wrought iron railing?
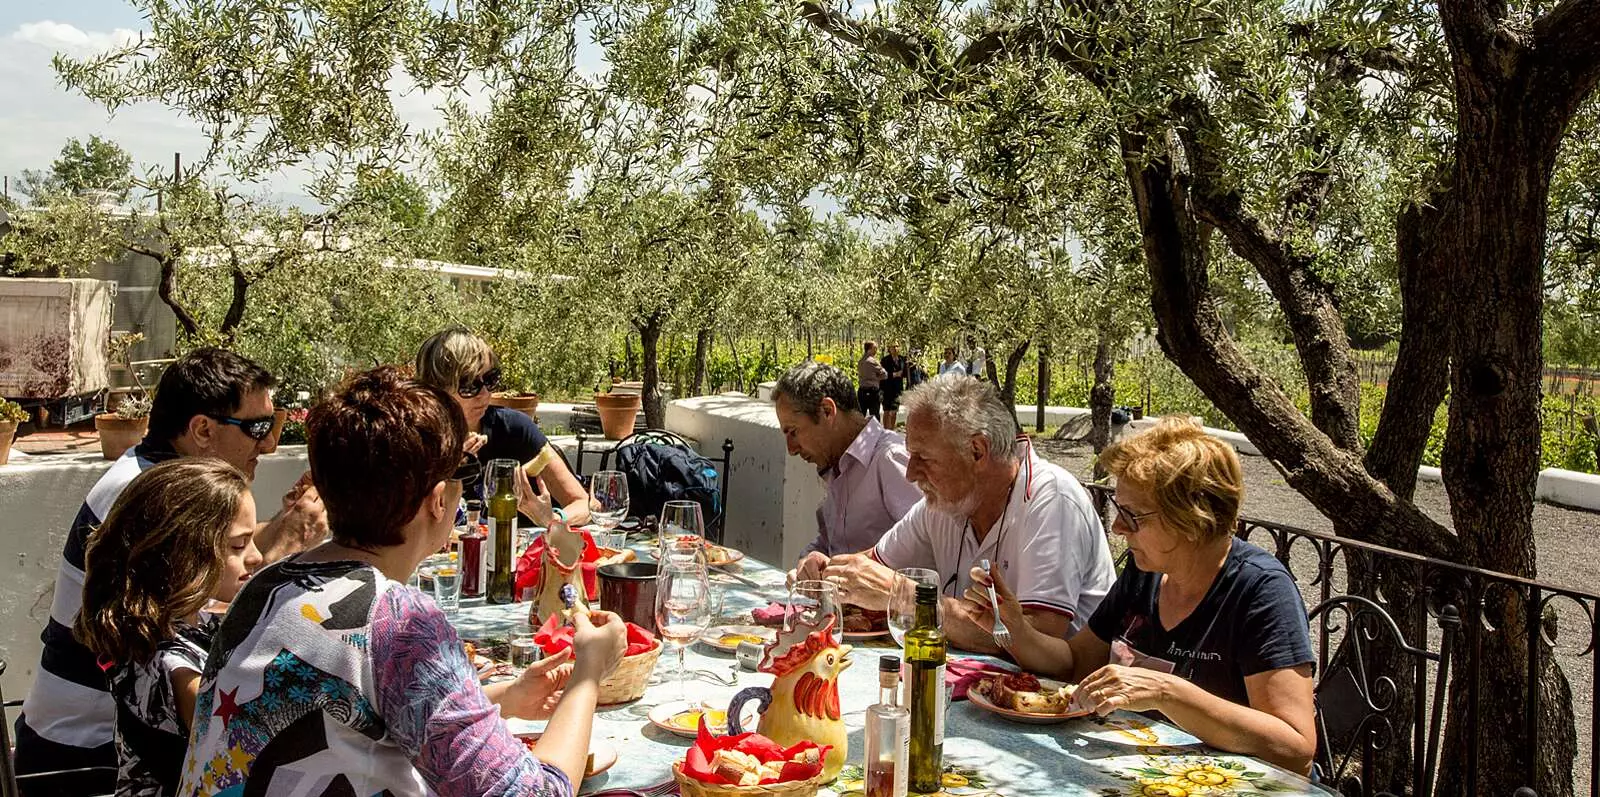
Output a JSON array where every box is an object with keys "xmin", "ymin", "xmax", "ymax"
[{"xmin": 1083, "ymin": 483, "xmax": 1600, "ymax": 797}]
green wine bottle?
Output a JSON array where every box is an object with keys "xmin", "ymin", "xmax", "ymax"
[
  {"xmin": 487, "ymin": 465, "xmax": 518, "ymax": 605},
  {"xmin": 905, "ymin": 582, "xmax": 946, "ymax": 793}
]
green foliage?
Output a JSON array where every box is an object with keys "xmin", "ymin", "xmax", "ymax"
[
  {"xmin": 0, "ymin": 400, "xmax": 28, "ymax": 424},
  {"xmin": 15, "ymin": 136, "xmax": 135, "ymax": 203}
]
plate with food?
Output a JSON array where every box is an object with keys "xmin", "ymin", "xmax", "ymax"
[
  {"xmin": 700, "ymin": 625, "xmax": 776, "ymax": 653},
  {"xmin": 968, "ymin": 672, "xmax": 1091, "ymax": 724},
  {"xmin": 648, "ymin": 700, "xmax": 733, "ymax": 738},
  {"xmin": 648, "ymin": 543, "xmax": 745, "ymax": 566},
  {"xmin": 842, "ymin": 606, "xmax": 892, "ymax": 639},
  {"xmin": 514, "ymin": 733, "xmax": 618, "ymax": 778}
]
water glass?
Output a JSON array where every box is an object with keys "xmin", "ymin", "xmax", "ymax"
[
  {"xmin": 789, "ymin": 580, "xmax": 844, "ymax": 644},
  {"xmin": 431, "ymin": 562, "xmax": 462, "ymax": 616},
  {"xmin": 510, "ymin": 621, "xmax": 540, "ymax": 669},
  {"xmin": 594, "ymin": 529, "xmax": 628, "ymax": 553},
  {"xmin": 888, "ymin": 567, "xmax": 940, "ymax": 645},
  {"xmin": 589, "ymin": 470, "xmax": 630, "ymax": 532},
  {"xmin": 660, "ymin": 500, "xmax": 705, "ymax": 551}
]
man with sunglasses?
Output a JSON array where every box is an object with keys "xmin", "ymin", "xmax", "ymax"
[{"xmin": 16, "ymin": 348, "xmax": 329, "ymax": 795}]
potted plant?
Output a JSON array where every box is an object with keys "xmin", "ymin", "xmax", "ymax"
[
  {"xmin": 96, "ymin": 394, "xmax": 151, "ymax": 460},
  {"xmin": 491, "ymin": 379, "xmax": 541, "ymax": 419},
  {"xmin": 594, "ymin": 375, "xmax": 641, "ymax": 440},
  {"xmin": 97, "ymin": 332, "xmax": 153, "ymax": 460},
  {"xmin": 0, "ymin": 399, "xmax": 27, "ymax": 466}
]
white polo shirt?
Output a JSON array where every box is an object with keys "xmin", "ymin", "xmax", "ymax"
[{"xmin": 872, "ymin": 446, "xmax": 1116, "ymax": 635}]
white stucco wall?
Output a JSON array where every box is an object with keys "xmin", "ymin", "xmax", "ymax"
[{"xmin": 665, "ymin": 393, "xmax": 825, "ymax": 569}]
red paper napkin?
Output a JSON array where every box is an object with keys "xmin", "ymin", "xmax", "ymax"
[
  {"xmin": 533, "ymin": 613, "xmax": 657, "ymax": 657},
  {"xmin": 751, "ymin": 601, "xmax": 791, "ymax": 627},
  {"xmin": 946, "ymin": 657, "xmax": 1019, "ymax": 701},
  {"xmin": 682, "ymin": 717, "xmax": 829, "ymax": 786}
]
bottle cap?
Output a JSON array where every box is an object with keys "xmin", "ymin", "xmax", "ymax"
[{"xmin": 879, "ymin": 655, "xmax": 901, "ymax": 671}]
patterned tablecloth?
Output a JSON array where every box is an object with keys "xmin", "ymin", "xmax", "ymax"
[{"xmin": 451, "ymin": 544, "xmax": 1330, "ymax": 797}]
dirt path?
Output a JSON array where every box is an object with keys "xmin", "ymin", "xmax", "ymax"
[{"xmin": 1035, "ymin": 437, "xmax": 1600, "ymax": 794}]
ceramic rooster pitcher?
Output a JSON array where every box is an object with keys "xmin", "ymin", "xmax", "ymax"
[
  {"xmin": 533, "ymin": 518, "xmax": 589, "ymax": 624},
  {"xmin": 727, "ymin": 614, "xmax": 852, "ymax": 780}
]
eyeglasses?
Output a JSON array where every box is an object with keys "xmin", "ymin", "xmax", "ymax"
[
  {"xmin": 452, "ymin": 453, "xmax": 483, "ymax": 485},
  {"xmin": 207, "ymin": 414, "xmax": 277, "ymax": 441},
  {"xmin": 457, "ymin": 367, "xmax": 501, "ymax": 398},
  {"xmin": 1109, "ymin": 497, "xmax": 1160, "ymax": 533}
]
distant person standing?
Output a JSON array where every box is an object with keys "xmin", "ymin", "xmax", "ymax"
[
  {"xmin": 856, "ymin": 341, "xmax": 888, "ymax": 420},
  {"xmin": 881, "ymin": 342, "xmax": 907, "ymax": 430},
  {"xmin": 906, "ymin": 349, "xmax": 928, "ymax": 388},
  {"xmin": 966, "ymin": 335, "xmax": 988, "ymax": 381},
  {"xmin": 938, "ymin": 347, "xmax": 968, "ymax": 378}
]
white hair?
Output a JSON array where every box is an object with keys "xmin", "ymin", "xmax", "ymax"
[{"xmin": 900, "ymin": 374, "xmax": 1018, "ymax": 462}]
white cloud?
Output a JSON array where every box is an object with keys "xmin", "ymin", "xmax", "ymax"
[{"xmin": 11, "ymin": 20, "xmax": 140, "ymax": 55}]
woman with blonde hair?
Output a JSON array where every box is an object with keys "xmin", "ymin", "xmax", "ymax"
[
  {"xmin": 75, "ymin": 459, "xmax": 263, "ymax": 796},
  {"xmin": 414, "ymin": 327, "xmax": 590, "ymax": 524},
  {"xmin": 970, "ymin": 416, "xmax": 1317, "ymax": 773}
]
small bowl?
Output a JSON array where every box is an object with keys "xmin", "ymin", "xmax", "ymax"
[{"xmin": 735, "ymin": 640, "xmax": 764, "ymax": 671}]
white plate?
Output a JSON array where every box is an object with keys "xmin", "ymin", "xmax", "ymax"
[
  {"xmin": 700, "ymin": 625, "xmax": 775, "ymax": 653},
  {"xmin": 967, "ymin": 677, "xmax": 1091, "ymax": 725},
  {"xmin": 648, "ymin": 700, "xmax": 732, "ymax": 738}
]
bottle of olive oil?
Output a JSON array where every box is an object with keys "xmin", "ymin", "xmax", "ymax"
[
  {"xmin": 905, "ymin": 582, "xmax": 946, "ymax": 793},
  {"xmin": 487, "ymin": 464, "xmax": 518, "ymax": 604}
]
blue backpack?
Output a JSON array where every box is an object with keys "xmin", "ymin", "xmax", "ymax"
[{"xmin": 613, "ymin": 442, "xmax": 724, "ymax": 535}]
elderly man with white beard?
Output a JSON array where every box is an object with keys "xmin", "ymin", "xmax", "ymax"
[{"xmin": 792, "ymin": 375, "xmax": 1116, "ymax": 653}]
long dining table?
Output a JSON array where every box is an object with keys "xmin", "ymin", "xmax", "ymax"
[{"xmin": 449, "ymin": 540, "xmax": 1331, "ymax": 797}]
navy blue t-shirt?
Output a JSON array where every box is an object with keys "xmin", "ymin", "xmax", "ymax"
[
  {"xmin": 1087, "ymin": 537, "xmax": 1314, "ymax": 708},
  {"xmin": 469, "ymin": 405, "xmax": 554, "ymax": 503}
]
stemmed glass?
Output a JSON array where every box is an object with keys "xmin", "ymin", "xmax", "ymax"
[
  {"xmin": 655, "ymin": 559, "xmax": 713, "ymax": 701},
  {"xmin": 589, "ymin": 471, "xmax": 630, "ymax": 547},
  {"xmin": 789, "ymin": 580, "xmax": 844, "ymax": 645},
  {"xmin": 888, "ymin": 568, "xmax": 941, "ymax": 645},
  {"xmin": 659, "ymin": 500, "xmax": 705, "ymax": 555}
]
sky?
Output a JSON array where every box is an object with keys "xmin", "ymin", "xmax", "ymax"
[{"xmin": 0, "ymin": 2, "xmax": 503, "ymax": 209}]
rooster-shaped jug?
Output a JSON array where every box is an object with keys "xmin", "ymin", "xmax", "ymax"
[{"xmin": 727, "ymin": 615, "xmax": 851, "ymax": 780}]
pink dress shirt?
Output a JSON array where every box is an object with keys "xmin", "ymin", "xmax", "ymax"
[{"xmin": 807, "ymin": 418, "xmax": 924, "ymax": 555}]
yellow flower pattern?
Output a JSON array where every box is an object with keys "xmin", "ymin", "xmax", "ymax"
[{"xmin": 1105, "ymin": 755, "xmax": 1285, "ymax": 797}]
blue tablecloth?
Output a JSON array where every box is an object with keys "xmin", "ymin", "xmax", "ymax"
[{"xmin": 451, "ymin": 546, "xmax": 1328, "ymax": 797}]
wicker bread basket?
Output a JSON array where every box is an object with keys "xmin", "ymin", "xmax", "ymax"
[
  {"xmin": 596, "ymin": 640, "xmax": 662, "ymax": 704},
  {"xmin": 671, "ymin": 762, "xmax": 826, "ymax": 797}
]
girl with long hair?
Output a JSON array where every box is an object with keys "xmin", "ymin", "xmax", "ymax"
[{"xmin": 74, "ymin": 459, "xmax": 262, "ymax": 797}]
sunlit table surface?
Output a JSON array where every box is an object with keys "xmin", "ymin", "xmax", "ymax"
[{"xmin": 450, "ymin": 542, "xmax": 1329, "ymax": 797}]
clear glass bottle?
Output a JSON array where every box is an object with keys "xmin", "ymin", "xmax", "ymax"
[
  {"xmin": 863, "ymin": 655, "xmax": 909, "ymax": 797},
  {"xmin": 905, "ymin": 582, "xmax": 946, "ymax": 793}
]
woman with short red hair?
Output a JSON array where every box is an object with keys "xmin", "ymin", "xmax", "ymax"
[{"xmin": 177, "ymin": 367, "xmax": 627, "ymax": 797}]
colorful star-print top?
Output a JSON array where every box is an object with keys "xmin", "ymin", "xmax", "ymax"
[{"xmin": 176, "ymin": 558, "xmax": 572, "ymax": 797}]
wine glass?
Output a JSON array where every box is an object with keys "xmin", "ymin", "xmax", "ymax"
[
  {"xmin": 589, "ymin": 471, "xmax": 630, "ymax": 541},
  {"xmin": 889, "ymin": 568, "xmax": 940, "ymax": 645},
  {"xmin": 655, "ymin": 560, "xmax": 713, "ymax": 702},
  {"xmin": 483, "ymin": 458, "xmax": 519, "ymax": 499},
  {"xmin": 660, "ymin": 537, "xmax": 709, "ymax": 569},
  {"xmin": 788, "ymin": 580, "xmax": 844, "ymax": 645},
  {"xmin": 659, "ymin": 500, "xmax": 705, "ymax": 554}
]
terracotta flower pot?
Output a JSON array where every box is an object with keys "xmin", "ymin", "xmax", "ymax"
[
  {"xmin": 261, "ymin": 408, "xmax": 289, "ymax": 454},
  {"xmin": 95, "ymin": 414, "xmax": 149, "ymax": 461},
  {"xmin": 0, "ymin": 420, "xmax": 16, "ymax": 466},
  {"xmin": 594, "ymin": 393, "xmax": 642, "ymax": 440},
  {"xmin": 491, "ymin": 391, "xmax": 541, "ymax": 420}
]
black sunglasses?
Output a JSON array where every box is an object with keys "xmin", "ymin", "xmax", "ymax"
[
  {"xmin": 1109, "ymin": 497, "xmax": 1159, "ymax": 534},
  {"xmin": 452, "ymin": 452, "xmax": 483, "ymax": 484},
  {"xmin": 457, "ymin": 367, "xmax": 502, "ymax": 398},
  {"xmin": 207, "ymin": 414, "xmax": 277, "ymax": 441}
]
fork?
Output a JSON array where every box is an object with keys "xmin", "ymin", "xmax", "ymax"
[
  {"xmin": 588, "ymin": 780, "xmax": 680, "ymax": 797},
  {"xmin": 979, "ymin": 558, "xmax": 1012, "ymax": 651}
]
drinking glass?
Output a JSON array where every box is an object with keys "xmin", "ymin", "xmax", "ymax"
[
  {"xmin": 510, "ymin": 621, "xmax": 540, "ymax": 669},
  {"xmin": 656, "ymin": 560, "xmax": 713, "ymax": 701},
  {"xmin": 594, "ymin": 529, "xmax": 628, "ymax": 552},
  {"xmin": 888, "ymin": 568, "xmax": 941, "ymax": 645},
  {"xmin": 589, "ymin": 471, "xmax": 630, "ymax": 534},
  {"xmin": 431, "ymin": 562, "xmax": 462, "ymax": 617},
  {"xmin": 660, "ymin": 537, "xmax": 709, "ymax": 569},
  {"xmin": 659, "ymin": 500, "xmax": 705, "ymax": 552},
  {"xmin": 789, "ymin": 580, "xmax": 844, "ymax": 645}
]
